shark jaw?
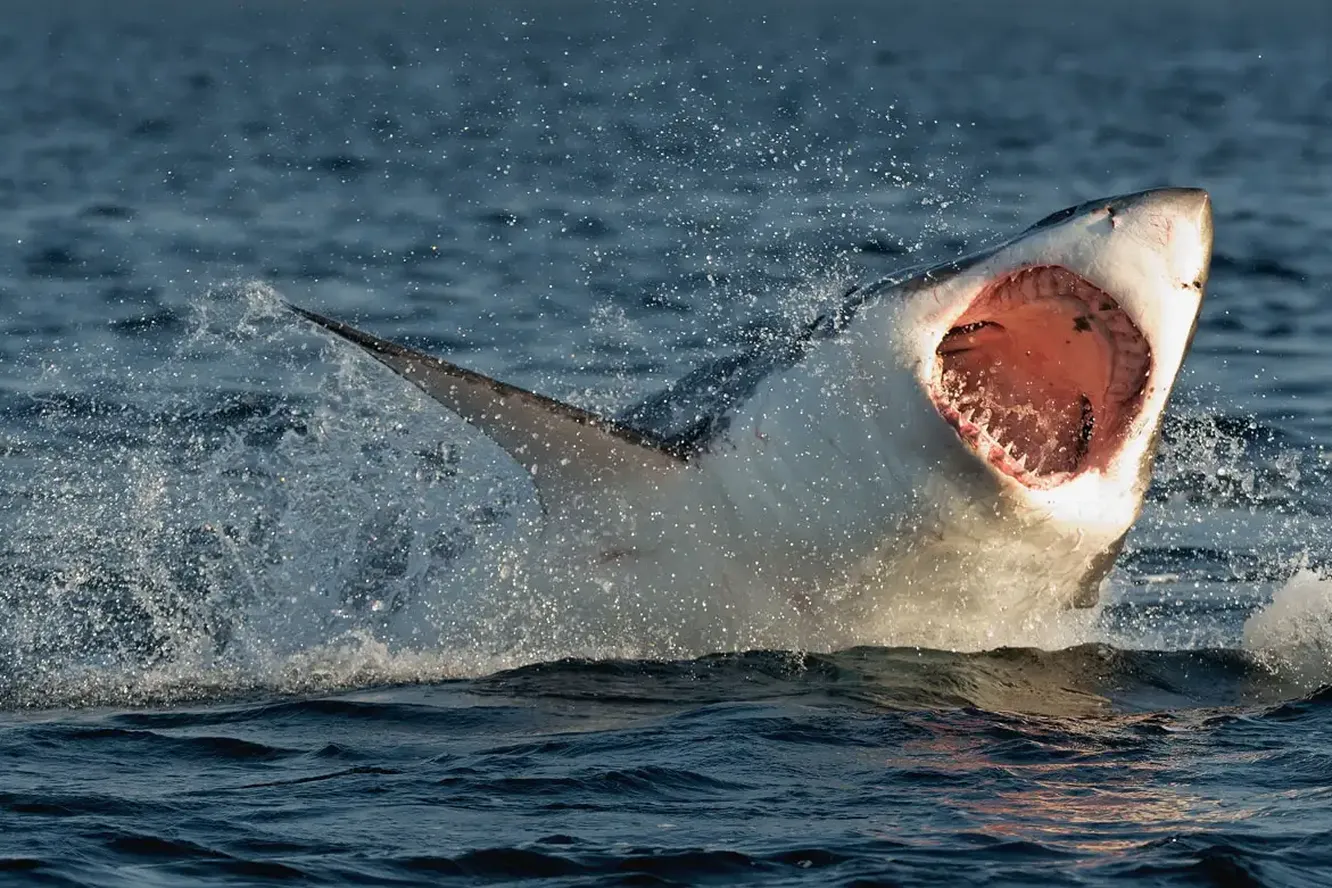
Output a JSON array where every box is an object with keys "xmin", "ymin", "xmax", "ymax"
[
  {"xmin": 911, "ymin": 188, "xmax": 1212, "ymax": 509},
  {"xmin": 930, "ymin": 265, "xmax": 1151, "ymax": 489}
]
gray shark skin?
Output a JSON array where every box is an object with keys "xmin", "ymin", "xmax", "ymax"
[{"xmin": 289, "ymin": 188, "xmax": 1212, "ymax": 654}]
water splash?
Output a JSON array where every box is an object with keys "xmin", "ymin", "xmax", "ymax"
[
  {"xmin": 0, "ymin": 281, "xmax": 541, "ymax": 707},
  {"xmin": 1, "ymin": 278, "xmax": 1326, "ymax": 711},
  {"xmin": 1243, "ymin": 568, "xmax": 1332, "ymax": 689}
]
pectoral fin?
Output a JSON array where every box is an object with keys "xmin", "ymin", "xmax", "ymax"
[{"xmin": 288, "ymin": 305, "xmax": 688, "ymax": 511}]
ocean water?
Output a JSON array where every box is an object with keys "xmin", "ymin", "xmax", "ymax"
[{"xmin": 4, "ymin": 0, "xmax": 1332, "ymax": 884}]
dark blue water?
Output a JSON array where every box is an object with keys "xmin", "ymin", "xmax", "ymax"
[{"xmin": 4, "ymin": 1, "xmax": 1332, "ymax": 884}]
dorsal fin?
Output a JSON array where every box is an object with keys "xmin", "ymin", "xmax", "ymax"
[{"xmin": 288, "ymin": 305, "xmax": 688, "ymax": 510}]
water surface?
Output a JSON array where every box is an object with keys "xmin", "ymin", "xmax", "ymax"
[{"xmin": 3, "ymin": 1, "xmax": 1332, "ymax": 884}]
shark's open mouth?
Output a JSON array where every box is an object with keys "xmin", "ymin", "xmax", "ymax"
[{"xmin": 931, "ymin": 265, "xmax": 1151, "ymax": 488}]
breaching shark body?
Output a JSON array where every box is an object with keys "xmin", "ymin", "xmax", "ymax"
[{"xmin": 291, "ymin": 188, "xmax": 1212, "ymax": 655}]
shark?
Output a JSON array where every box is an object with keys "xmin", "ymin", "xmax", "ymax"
[{"xmin": 290, "ymin": 187, "xmax": 1212, "ymax": 654}]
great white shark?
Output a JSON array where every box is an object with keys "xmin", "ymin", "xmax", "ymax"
[{"xmin": 289, "ymin": 187, "xmax": 1212, "ymax": 654}]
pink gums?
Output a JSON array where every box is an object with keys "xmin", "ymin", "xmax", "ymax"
[{"xmin": 931, "ymin": 265, "xmax": 1151, "ymax": 488}]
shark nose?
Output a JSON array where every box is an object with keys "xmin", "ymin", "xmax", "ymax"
[
  {"xmin": 1114, "ymin": 187, "xmax": 1213, "ymax": 284},
  {"xmin": 1189, "ymin": 190, "xmax": 1214, "ymax": 284},
  {"xmin": 1122, "ymin": 187, "xmax": 1211, "ymax": 227},
  {"xmin": 1160, "ymin": 188, "xmax": 1213, "ymax": 285},
  {"xmin": 1153, "ymin": 187, "xmax": 1212, "ymax": 239}
]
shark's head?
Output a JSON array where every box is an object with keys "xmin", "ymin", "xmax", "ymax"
[{"xmin": 894, "ymin": 188, "xmax": 1211, "ymax": 537}]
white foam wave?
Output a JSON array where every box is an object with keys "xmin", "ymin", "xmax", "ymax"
[
  {"xmin": 3, "ymin": 633, "xmax": 526, "ymax": 711},
  {"xmin": 1243, "ymin": 568, "xmax": 1332, "ymax": 687}
]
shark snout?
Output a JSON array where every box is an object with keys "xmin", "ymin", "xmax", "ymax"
[
  {"xmin": 1112, "ymin": 187, "xmax": 1213, "ymax": 290},
  {"xmin": 920, "ymin": 186, "xmax": 1214, "ymax": 494}
]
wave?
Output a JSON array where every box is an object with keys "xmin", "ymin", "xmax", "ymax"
[{"xmin": 3, "ymin": 632, "xmax": 1328, "ymax": 717}]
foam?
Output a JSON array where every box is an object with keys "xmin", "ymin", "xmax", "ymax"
[{"xmin": 1243, "ymin": 568, "xmax": 1332, "ymax": 688}]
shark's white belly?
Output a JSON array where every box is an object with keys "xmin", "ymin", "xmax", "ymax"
[{"xmin": 536, "ymin": 323, "xmax": 1121, "ymax": 655}]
